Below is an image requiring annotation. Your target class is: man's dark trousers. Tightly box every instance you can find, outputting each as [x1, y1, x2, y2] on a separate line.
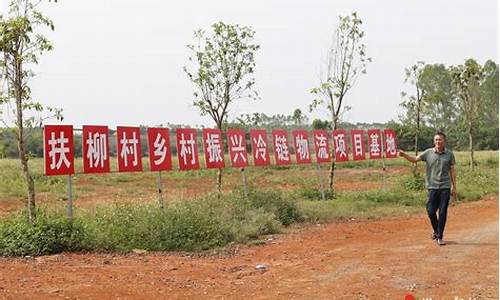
[427, 189, 451, 239]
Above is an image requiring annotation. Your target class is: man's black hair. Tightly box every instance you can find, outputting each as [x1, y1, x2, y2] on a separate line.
[435, 131, 446, 140]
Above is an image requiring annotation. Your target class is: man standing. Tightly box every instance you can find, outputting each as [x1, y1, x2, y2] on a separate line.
[399, 132, 457, 246]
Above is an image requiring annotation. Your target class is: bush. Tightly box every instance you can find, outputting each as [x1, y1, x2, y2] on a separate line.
[244, 189, 303, 225]
[401, 173, 426, 191]
[86, 200, 234, 252]
[233, 209, 281, 241]
[81, 190, 301, 253]
[0, 210, 89, 256]
[0, 189, 306, 256]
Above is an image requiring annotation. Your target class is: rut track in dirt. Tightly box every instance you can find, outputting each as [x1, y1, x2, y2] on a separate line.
[0, 195, 498, 300]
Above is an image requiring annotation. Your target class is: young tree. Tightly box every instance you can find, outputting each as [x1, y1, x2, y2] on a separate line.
[184, 22, 259, 192]
[400, 62, 426, 165]
[0, 0, 60, 222]
[309, 12, 371, 194]
[451, 59, 484, 170]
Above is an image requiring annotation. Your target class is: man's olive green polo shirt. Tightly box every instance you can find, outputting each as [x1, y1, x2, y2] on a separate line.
[418, 148, 455, 189]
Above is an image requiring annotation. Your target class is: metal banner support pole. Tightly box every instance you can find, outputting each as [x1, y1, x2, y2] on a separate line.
[380, 133, 388, 191]
[67, 175, 73, 219]
[382, 156, 387, 191]
[316, 163, 326, 201]
[157, 171, 165, 208]
[241, 168, 248, 197]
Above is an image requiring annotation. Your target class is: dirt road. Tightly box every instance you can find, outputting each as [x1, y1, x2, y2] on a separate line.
[0, 196, 497, 300]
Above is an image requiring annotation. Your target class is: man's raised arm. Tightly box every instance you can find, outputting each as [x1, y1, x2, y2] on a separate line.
[398, 150, 421, 164]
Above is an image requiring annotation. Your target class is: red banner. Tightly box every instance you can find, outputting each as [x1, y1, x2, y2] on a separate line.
[367, 129, 383, 159]
[292, 130, 311, 164]
[250, 129, 270, 166]
[82, 125, 110, 174]
[42, 126, 401, 175]
[312, 130, 331, 163]
[384, 128, 398, 158]
[333, 129, 349, 162]
[44, 125, 75, 176]
[116, 126, 143, 172]
[147, 127, 172, 172]
[202, 129, 225, 169]
[272, 129, 291, 166]
[350, 130, 366, 161]
[227, 129, 248, 168]
[176, 128, 200, 170]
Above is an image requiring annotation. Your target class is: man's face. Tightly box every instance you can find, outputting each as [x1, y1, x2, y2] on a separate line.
[434, 134, 445, 150]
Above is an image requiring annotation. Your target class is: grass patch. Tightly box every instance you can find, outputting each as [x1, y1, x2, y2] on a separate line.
[297, 188, 426, 223]
[0, 209, 90, 256]
[0, 189, 301, 256]
[456, 167, 498, 202]
[85, 199, 234, 252]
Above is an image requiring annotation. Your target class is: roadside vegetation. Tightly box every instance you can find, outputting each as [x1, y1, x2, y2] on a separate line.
[0, 151, 497, 256]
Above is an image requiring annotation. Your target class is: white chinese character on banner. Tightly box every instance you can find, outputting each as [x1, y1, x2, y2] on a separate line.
[86, 132, 107, 168]
[153, 133, 167, 165]
[334, 134, 347, 158]
[206, 133, 223, 163]
[295, 135, 310, 160]
[275, 135, 290, 161]
[369, 133, 381, 156]
[386, 134, 397, 156]
[179, 133, 196, 165]
[315, 134, 329, 159]
[353, 134, 363, 157]
[48, 131, 71, 170]
[253, 134, 267, 161]
[230, 135, 247, 163]
[120, 132, 139, 167]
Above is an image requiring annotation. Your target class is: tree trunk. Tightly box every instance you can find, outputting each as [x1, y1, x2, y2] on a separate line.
[216, 121, 223, 195]
[328, 160, 336, 197]
[469, 125, 474, 171]
[413, 132, 419, 175]
[14, 56, 36, 222]
[18, 133, 36, 222]
[413, 97, 421, 175]
[328, 118, 338, 198]
[413, 105, 420, 175]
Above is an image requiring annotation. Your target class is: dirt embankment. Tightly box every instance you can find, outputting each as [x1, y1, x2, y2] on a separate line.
[0, 196, 498, 300]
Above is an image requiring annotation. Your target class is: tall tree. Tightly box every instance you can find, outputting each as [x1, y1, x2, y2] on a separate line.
[311, 118, 330, 130]
[0, 0, 60, 222]
[477, 60, 499, 149]
[309, 12, 371, 194]
[451, 59, 484, 170]
[184, 22, 259, 192]
[419, 64, 456, 136]
[291, 108, 308, 127]
[400, 61, 426, 166]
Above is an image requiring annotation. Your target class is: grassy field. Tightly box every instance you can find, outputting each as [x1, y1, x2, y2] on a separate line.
[0, 150, 497, 201]
[0, 151, 497, 256]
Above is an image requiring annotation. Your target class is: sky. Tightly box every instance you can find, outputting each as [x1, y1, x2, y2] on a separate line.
[1, 0, 498, 128]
